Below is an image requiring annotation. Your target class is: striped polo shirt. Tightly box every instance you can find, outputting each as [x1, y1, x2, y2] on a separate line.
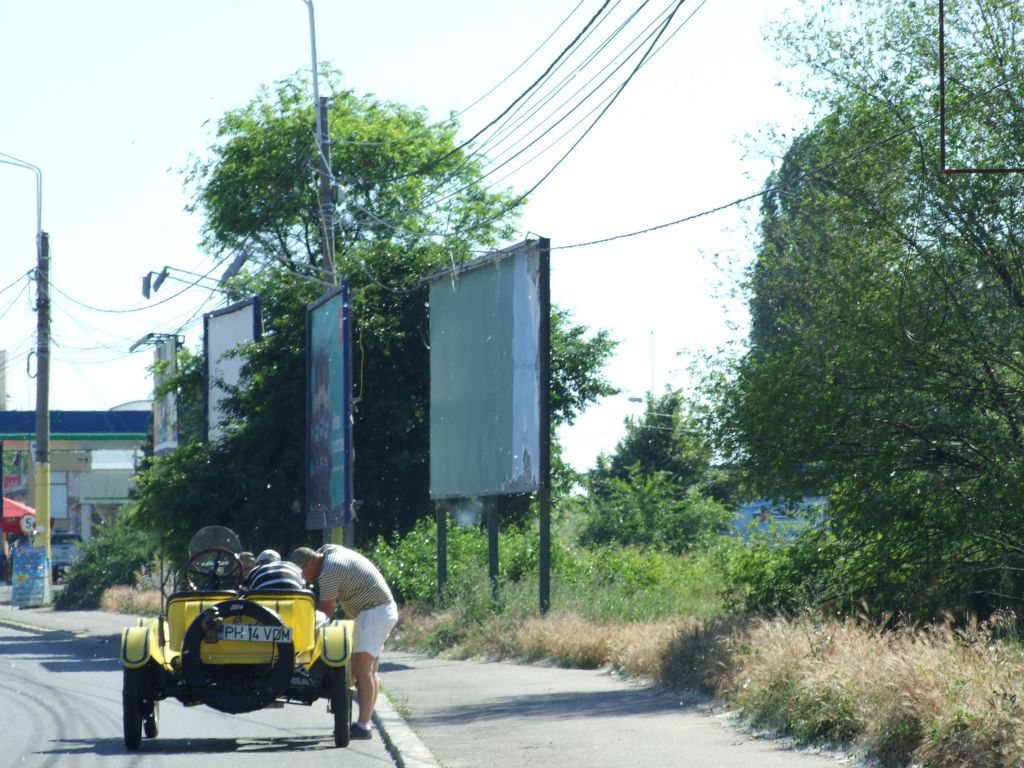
[316, 544, 394, 618]
[243, 560, 306, 592]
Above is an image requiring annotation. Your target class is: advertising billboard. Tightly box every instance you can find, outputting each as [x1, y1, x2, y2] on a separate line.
[305, 285, 352, 531]
[153, 335, 178, 455]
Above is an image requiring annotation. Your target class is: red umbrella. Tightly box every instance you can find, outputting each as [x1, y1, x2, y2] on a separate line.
[2, 497, 36, 536]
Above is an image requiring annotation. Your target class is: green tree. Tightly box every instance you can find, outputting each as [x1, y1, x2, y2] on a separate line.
[580, 467, 732, 554]
[134, 69, 616, 553]
[591, 390, 714, 492]
[711, 0, 1024, 617]
[579, 390, 733, 552]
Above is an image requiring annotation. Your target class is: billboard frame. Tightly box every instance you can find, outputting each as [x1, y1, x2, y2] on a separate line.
[305, 283, 353, 535]
[202, 297, 262, 443]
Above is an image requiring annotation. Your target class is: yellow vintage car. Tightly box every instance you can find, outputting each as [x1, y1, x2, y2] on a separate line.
[118, 526, 354, 750]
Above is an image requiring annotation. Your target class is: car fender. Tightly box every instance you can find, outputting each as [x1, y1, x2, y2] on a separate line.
[321, 619, 354, 667]
[120, 625, 153, 669]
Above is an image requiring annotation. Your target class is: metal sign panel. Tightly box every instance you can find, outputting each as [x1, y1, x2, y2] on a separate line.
[305, 285, 352, 530]
[203, 298, 261, 443]
[428, 241, 543, 498]
[153, 336, 179, 455]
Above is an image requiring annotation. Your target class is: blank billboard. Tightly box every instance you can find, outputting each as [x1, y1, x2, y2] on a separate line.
[203, 298, 261, 443]
[428, 240, 545, 499]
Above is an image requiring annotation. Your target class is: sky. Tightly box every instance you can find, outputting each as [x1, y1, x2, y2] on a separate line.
[0, 0, 810, 473]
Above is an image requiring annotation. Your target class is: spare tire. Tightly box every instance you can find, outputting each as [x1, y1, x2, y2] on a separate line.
[181, 599, 294, 714]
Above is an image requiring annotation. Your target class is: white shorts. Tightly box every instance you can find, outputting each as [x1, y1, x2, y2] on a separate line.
[353, 601, 398, 657]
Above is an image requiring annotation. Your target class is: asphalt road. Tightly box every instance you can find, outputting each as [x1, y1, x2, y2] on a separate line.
[0, 618, 396, 767]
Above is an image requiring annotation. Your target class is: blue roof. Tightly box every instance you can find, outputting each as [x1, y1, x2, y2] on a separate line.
[0, 410, 149, 439]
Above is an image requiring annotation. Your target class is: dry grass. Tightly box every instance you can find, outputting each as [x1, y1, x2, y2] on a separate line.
[395, 606, 1024, 767]
[99, 586, 163, 615]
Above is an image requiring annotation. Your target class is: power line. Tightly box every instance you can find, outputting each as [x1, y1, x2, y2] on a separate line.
[336, 0, 697, 251]
[554, 71, 1024, 250]
[331, 1, 592, 149]
[410, 0, 616, 179]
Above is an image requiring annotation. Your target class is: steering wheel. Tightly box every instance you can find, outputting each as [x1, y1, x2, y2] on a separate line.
[184, 546, 244, 591]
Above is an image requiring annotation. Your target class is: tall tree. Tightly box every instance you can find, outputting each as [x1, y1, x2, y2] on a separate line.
[135, 69, 616, 555]
[713, 0, 1024, 616]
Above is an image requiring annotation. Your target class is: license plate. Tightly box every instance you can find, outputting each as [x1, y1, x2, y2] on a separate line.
[218, 624, 293, 643]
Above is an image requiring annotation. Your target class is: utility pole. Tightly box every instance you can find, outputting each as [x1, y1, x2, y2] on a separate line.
[318, 96, 336, 288]
[0, 154, 50, 583]
[302, 0, 347, 547]
[34, 231, 51, 564]
[303, 0, 337, 288]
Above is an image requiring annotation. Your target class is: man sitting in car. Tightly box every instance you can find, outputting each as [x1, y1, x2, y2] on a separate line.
[242, 550, 306, 592]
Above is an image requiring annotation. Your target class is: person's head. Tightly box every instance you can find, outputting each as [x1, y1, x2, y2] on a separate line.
[256, 549, 280, 565]
[288, 546, 322, 582]
[239, 551, 256, 575]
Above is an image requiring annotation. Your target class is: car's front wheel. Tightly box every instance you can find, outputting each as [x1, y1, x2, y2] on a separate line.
[122, 668, 143, 750]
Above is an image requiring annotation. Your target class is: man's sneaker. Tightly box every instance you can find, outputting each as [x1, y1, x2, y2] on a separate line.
[350, 722, 373, 740]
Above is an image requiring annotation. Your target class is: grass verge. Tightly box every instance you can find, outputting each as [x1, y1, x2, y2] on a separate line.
[393, 599, 1024, 768]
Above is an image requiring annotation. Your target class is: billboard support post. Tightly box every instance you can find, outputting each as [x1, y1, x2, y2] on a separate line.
[538, 237, 551, 614]
[435, 500, 447, 606]
[487, 496, 499, 602]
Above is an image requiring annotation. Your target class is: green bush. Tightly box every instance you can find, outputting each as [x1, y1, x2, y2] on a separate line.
[53, 511, 160, 610]
[369, 516, 593, 606]
[370, 515, 727, 622]
[714, 529, 845, 616]
[580, 468, 733, 554]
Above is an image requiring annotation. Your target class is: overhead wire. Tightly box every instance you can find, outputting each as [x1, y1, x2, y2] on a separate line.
[339, 0, 695, 248]
[0, 274, 32, 323]
[382, 1, 667, 215]
[428, 2, 681, 211]
[407, 0, 616, 179]
[331, 0, 591, 148]
[462, 0, 638, 165]
[419, 1, 669, 211]
[554, 69, 1024, 250]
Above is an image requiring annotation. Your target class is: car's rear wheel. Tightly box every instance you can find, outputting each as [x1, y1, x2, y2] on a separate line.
[331, 666, 352, 748]
[122, 668, 143, 750]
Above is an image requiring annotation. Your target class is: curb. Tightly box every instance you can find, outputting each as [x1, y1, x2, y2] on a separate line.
[375, 690, 440, 768]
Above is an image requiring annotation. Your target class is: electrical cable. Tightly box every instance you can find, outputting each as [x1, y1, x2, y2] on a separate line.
[376, 0, 666, 214]
[331, 0, 591, 148]
[334, 0, 696, 245]
[48, 259, 226, 315]
[408, 0, 615, 180]
[553, 69, 1024, 250]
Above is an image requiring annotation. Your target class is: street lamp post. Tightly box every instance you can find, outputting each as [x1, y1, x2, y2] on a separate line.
[0, 152, 51, 581]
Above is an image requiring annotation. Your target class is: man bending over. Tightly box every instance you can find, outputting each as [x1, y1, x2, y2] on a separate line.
[289, 545, 398, 741]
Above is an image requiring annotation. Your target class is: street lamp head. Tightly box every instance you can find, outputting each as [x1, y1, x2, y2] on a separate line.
[141, 268, 168, 299]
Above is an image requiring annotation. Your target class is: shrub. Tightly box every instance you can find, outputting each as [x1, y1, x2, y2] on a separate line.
[580, 468, 733, 554]
[53, 511, 160, 610]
